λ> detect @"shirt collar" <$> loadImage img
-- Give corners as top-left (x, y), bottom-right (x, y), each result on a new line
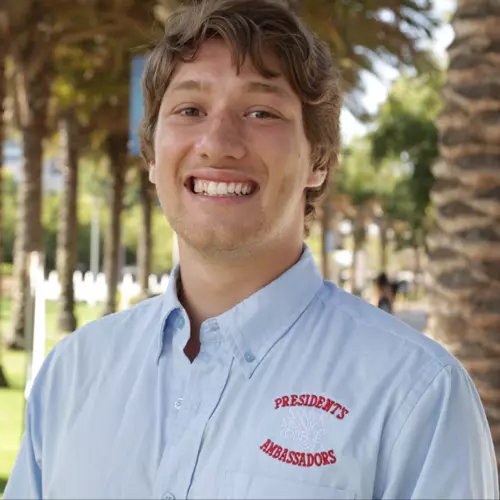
top-left (217, 244), bottom-right (324, 378)
top-left (156, 245), bottom-right (324, 375)
top-left (156, 266), bottom-right (183, 363)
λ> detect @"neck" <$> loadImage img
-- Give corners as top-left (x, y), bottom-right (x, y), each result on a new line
top-left (177, 237), bottom-right (304, 336)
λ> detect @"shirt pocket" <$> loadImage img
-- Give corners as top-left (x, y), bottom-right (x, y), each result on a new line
top-left (228, 471), bottom-right (356, 499)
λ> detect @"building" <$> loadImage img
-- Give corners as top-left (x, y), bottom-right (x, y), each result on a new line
top-left (2, 140), bottom-right (63, 193)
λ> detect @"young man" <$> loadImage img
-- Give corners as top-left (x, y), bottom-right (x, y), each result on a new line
top-left (4, 1), bottom-right (498, 498)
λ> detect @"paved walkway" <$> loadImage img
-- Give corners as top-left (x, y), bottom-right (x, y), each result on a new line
top-left (395, 303), bottom-right (429, 333)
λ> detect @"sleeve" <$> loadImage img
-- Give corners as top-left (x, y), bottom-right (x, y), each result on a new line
top-left (2, 397), bottom-right (42, 499)
top-left (377, 364), bottom-right (499, 500)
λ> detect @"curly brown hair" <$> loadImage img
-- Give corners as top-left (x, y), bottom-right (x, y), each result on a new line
top-left (139, 0), bottom-right (342, 233)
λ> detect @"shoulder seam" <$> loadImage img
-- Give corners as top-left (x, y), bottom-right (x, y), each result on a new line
top-left (317, 287), bottom-right (452, 369)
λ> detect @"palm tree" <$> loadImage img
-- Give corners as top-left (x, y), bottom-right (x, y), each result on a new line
top-left (337, 140), bottom-right (391, 294)
top-left (103, 131), bottom-right (129, 316)
top-left (298, 0), bottom-right (436, 274)
top-left (51, 41), bottom-right (90, 334)
top-left (7, 1), bottom-right (54, 349)
top-left (0, 37), bottom-right (9, 387)
top-left (298, 0), bottom-right (436, 118)
top-left (82, 41), bottom-right (145, 316)
top-left (426, 0), bottom-right (500, 453)
top-left (53, 1), bottom-right (160, 318)
top-left (349, 197), bottom-right (380, 296)
top-left (18, 1), bottom-right (159, 329)
top-left (4, 0), bottom-right (134, 348)
top-left (56, 108), bottom-right (80, 333)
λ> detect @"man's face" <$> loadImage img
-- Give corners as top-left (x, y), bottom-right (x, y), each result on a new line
top-left (151, 39), bottom-right (323, 256)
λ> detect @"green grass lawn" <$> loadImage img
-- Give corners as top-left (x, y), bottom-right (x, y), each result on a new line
top-left (0, 349), bottom-right (25, 497)
top-left (0, 299), bottom-right (100, 497)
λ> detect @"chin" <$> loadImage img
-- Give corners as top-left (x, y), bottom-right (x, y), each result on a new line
top-left (181, 225), bottom-right (264, 255)
top-left (189, 233), bottom-right (250, 253)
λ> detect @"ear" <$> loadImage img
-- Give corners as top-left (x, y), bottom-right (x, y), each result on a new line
top-left (306, 167), bottom-right (327, 189)
top-left (148, 162), bottom-right (156, 184)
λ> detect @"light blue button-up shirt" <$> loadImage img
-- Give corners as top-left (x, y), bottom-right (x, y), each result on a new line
top-left (4, 246), bottom-right (498, 499)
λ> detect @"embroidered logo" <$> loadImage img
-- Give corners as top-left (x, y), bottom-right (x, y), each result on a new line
top-left (280, 407), bottom-right (324, 450)
top-left (260, 438), bottom-right (336, 467)
top-left (275, 394), bottom-right (349, 420)
top-left (260, 393), bottom-right (349, 467)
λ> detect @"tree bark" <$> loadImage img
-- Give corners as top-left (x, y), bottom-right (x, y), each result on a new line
top-left (0, 43), bottom-right (8, 386)
top-left (10, 77), bottom-right (52, 349)
top-left (413, 244), bottom-right (422, 300)
top-left (102, 133), bottom-right (128, 316)
top-left (379, 221), bottom-right (388, 273)
top-left (138, 168), bottom-right (152, 297)
top-left (9, 16), bottom-right (52, 349)
top-left (350, 222), bottom-right (366, 296)
top-left (426, 0), bottom-right (500, 459)
top-left (56, 109), bottom-right (79, 333)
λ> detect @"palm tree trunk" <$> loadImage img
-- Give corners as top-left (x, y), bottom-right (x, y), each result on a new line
top-left (9, 28), bottom-right (52, 349)
top-left (426, 0), bottom-right (500, 457)
top-left (56, 109), bottom-right (79, 333)
top-left (138, 168), bottom-right (152, 297)
top-left (350, 223), bottom-right (366, 296)
top-left (0, 45), bottom-right (8, 386)
top-left (379, 221), bottom-right (388, 273)
top-left (10, 128), bottom-right (45, 350)
top-left (102, 133), bottom-right (128, 316)
top-left (10, 86), bottom-right (52, 350)
top-left (413, 244), bottom-right (422, 300)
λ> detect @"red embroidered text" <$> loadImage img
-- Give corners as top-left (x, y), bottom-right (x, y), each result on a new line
top-left (274, 393), bottom-right (349, 420)
top-left (260, 438), bottom-right (337, 467)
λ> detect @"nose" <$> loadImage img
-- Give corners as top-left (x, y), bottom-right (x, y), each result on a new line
top-left (195, 111), bottom-right (247, 162)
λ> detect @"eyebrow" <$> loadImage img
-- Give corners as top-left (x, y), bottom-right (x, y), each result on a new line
top-left (245, 81), bottom-right (289, 97)
top-left (168, 79), bottom-right (291, 98)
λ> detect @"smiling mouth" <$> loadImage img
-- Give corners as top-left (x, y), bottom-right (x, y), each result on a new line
top-left (188, 177), bottom-right (258, 197)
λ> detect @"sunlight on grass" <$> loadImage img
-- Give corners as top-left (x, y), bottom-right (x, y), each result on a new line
top-left (0, 298), bottom-right (100, 340)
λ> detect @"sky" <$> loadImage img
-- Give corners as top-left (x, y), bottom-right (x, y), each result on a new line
top-left (340, 0), bottom-right (456, 144)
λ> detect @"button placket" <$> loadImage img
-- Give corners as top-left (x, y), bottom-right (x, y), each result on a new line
top-left (154, 350), bottom-right (233, 500)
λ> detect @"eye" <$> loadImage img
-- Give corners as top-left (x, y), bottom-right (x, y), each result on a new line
top-left (177, 107), bottom-right (204, 117)
top-left (247, 110), bottom-right (279, 120)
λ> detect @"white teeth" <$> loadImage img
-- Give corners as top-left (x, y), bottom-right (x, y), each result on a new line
top-left (207, 181), bottom-right (217, 195)
top-left (191, 178), bottom-right (254, 196)
top-left (193, 179), bottom-right (203, 193)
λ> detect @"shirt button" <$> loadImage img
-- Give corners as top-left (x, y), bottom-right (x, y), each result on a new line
top-left (244, 351), bottom-right (256, 363)
top-left (163, 494), bottom-right (175, 500)
top-left (174, 398), bottom-right (183, 410)
top-left (174, 314), bottom-right (185, 330)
